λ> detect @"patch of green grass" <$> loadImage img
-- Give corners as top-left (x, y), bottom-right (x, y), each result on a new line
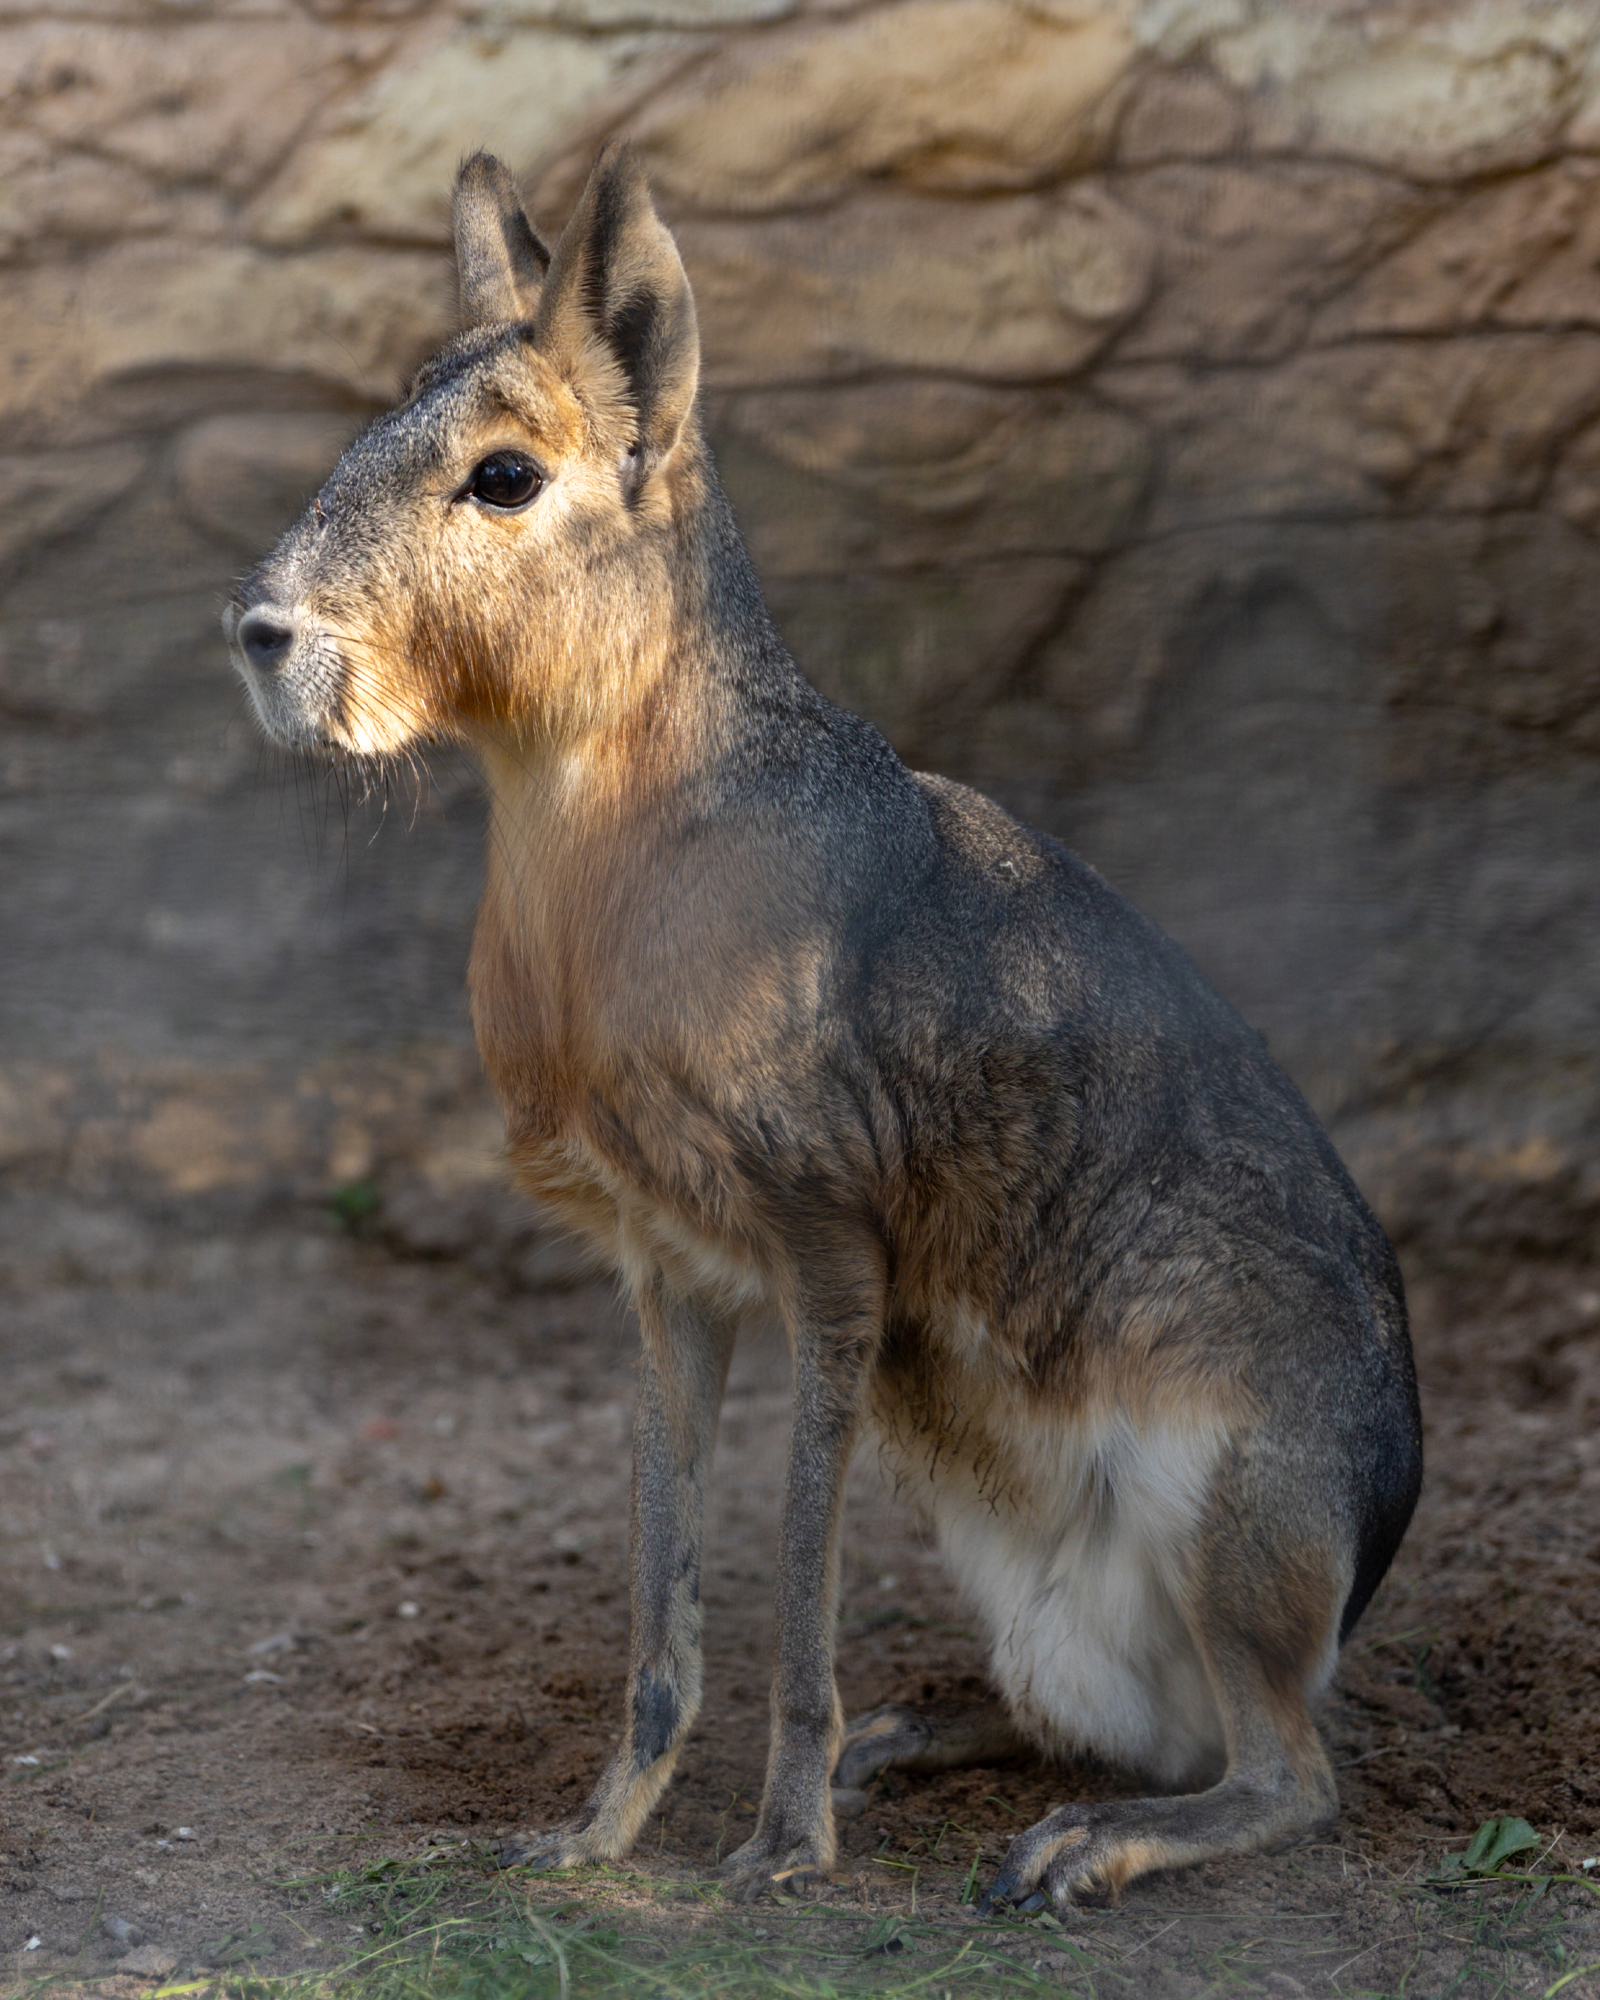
top-left (6, 1755), bottom-right (70, 1781)
top-left (330, 1180), bottom-right (382, 1231)
top-left (1425, 1816), bottom-right (1600, 1902)
top-left (251, 1848), bottom-right (1062, 2000)
top-left (1409, 1817), bottom-right (1600, 2000)
top-left (19, 1835), bottom-right (1600, 2000)
top-left (1428, 1816), bottom-right (1547, 1885)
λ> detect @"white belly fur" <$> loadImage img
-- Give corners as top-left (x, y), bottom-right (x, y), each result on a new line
top-left (880, 1405), bottom-right (1239, 1787)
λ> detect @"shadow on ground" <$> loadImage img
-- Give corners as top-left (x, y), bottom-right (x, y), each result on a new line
top-left (3, 1225), bottom-right (1600, 1997)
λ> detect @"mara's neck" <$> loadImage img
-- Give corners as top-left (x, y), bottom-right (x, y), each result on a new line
top-left (482, 463), bottom-right (799, 803)
top-left (469, 469), bottom-right (804, 949)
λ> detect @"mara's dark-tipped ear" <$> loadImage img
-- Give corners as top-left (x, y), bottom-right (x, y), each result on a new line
top-left (534, 145), bottom-right (699, 495)
top-left (453, 152), bottom-right (551, 328)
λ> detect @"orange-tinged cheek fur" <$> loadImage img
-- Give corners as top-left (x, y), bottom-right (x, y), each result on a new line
top-left (316, 337), bottom-right (698, 757)
top-left (328, 474), bottom-right (682, 753)
top-left (320, 606), bottom-right (438, 756)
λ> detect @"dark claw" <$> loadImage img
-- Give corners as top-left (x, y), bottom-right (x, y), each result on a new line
top-left (975, 1874), bottom-right (1045, 1919)
top-left (975, 1877), bottom-right (1015, 1918)
top-left (498, 1840), bottom-right (564, 1872)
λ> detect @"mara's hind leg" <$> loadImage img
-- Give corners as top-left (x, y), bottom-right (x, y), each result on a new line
top-left (980, 1545), bottom-right (1342, 1912)
top-left (833, 1701), bottom-right (1024, 1794)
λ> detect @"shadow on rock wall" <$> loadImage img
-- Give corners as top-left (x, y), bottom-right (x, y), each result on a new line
top-left (4, 0), bottom-right (1600, 1285)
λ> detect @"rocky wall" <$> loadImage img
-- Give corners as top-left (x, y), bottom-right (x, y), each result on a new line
top-left (5, 0), bottom-right (1600, 1285)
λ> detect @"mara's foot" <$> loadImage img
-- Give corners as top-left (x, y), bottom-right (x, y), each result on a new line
top-left (499, 1822), bottom-right (614, 1872)
top-left (977, 1768), bottom-right (1337, 1913)
top-left (977, 1805), bottom-right (1121, 1912)
top-left (834, 1700), bottom-right (1023, 1789)
top-left (718, 1828), bottom-right (830, 1901)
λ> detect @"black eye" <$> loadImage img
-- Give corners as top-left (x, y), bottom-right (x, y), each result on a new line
top-left (465, 452), bottom-right (543, 510)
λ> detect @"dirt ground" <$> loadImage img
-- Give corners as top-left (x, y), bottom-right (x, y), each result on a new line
top-left (4, 1219), bottom-right (1600, 1996)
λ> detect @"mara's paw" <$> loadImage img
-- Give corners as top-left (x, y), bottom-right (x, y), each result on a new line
top-left (978, 1767), bottom-right (1339, 1913)
top-left (977, 1807), bottom-right (1128, 1914)
top-left (832, 1705), bottom-right (931, 1791)
top-left (498, 1822), bottom-right (613, 1873)
top-left (718, 1830), bottom-right (830, 1902)
top-left (834, 1698), bottom-right (1021, 1790)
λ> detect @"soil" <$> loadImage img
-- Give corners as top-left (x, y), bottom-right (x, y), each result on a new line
top-left (3, 1224), bottom-right (1600, 1996)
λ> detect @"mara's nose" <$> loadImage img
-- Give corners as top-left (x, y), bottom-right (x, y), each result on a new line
top-left (236, 606), bottom-right (297, 674)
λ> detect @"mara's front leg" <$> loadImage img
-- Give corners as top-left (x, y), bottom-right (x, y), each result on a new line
top-left (720, 1250), bottom-right (884, 1899)
top-left (504, 1275), bottom-right (736, 1870)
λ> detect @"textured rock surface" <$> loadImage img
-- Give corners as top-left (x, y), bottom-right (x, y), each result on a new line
top-left (4, 0), bottom-right (1600, 1276)
top-left (627, 0), bottom-right (1136, 208)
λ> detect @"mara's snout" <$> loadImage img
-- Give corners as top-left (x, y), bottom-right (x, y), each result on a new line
top-left (224, 499), bottom-right (427, 758)
top-left (225, 562), bottom-right (434, 759)
top-left (225, 589), bottom-right (346, 753)
top-left (232, 605), bottom-right (296, 677)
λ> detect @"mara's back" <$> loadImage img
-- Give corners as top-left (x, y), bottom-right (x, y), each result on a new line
top-left (624, 631), bottom-right (1410, 1446)
top-left (677, 677), bottom-right (1418, 1636)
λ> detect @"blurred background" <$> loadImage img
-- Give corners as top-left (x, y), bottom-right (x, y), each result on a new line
top-left (5, 0), bottom-right (1600, 1298)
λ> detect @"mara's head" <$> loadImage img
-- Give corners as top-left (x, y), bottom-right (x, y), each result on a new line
top-left (225, 146), bottom-right (702, 759)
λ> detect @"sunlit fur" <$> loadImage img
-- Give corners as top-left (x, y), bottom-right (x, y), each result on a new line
top-left (226, 146), bottom-right (1423, 1909)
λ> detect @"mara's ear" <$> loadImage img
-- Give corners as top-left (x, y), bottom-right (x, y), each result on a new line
top-left (453, 152), bottom-right (551, 328)
top-left (534, 144), bottom-right (699, 496)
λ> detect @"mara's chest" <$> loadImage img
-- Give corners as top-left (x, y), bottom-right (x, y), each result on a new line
top-left (505, 1122), bottom-right (771, 1310)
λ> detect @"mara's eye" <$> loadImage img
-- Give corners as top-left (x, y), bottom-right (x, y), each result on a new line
top-left (465, 452), bottom-right (544, 510)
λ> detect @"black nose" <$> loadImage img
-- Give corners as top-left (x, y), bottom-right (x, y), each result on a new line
top-left (237, 606), bottom-right (296, 673)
